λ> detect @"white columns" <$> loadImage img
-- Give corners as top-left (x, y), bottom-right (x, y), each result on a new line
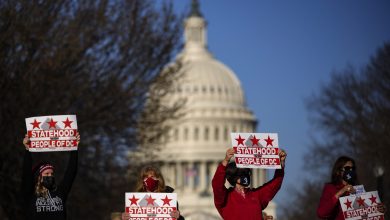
top-left (198, 161), bottom-right (207, 193)
top-left (185, 162), bottom-right (195, 192)
top-left (176, 162), bottom-right (183, 190)
top-left (169, 163), bottom-right (175, 187)
top-left (261, 169), bottom-right (267, 185)
top-left (161, 162), bottom-right (168, 184)
top-left (208, 162), bottom-right (219, 193)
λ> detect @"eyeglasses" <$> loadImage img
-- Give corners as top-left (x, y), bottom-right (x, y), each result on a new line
top-left (341, 166), bottom-right (354, 171)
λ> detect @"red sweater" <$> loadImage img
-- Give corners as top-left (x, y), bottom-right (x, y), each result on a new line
top-left (212, 163), bottom-right (284, 220)
top-left (317, 183), bottom-right (349, 220)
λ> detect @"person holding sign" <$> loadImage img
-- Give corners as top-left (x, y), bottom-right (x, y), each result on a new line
top-left (21, 134), bottom-right (79, 220)
top-left (122, 165), bottom-right (184, 220)
top-left (317, 156), bottom-right (386, 220)
top-left (212, 148), bottom-right (287, 220)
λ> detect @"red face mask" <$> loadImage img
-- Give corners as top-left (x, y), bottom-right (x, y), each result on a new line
top-left (143, 177), bottom-right (159, 192)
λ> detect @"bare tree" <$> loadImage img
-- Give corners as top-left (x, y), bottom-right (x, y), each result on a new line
top-left (280, 42), bottom-right (390, 220)
top-left (279, 181), bottom-right (321, 220)
top-left (0, 0), bottom-right (183, 219)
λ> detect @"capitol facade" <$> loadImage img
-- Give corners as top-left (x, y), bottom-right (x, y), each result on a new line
top-left (155, 1), bottom-right (277, 219)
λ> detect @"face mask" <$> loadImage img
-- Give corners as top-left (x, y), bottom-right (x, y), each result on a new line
top-left (143, 177), bottom-right (159, 192)
top-left (42, 176), bottom-right (55, 190)
top-left (239, 175), bottom-right (250, 187)
top-left (342, 169), bottom-right (356, 185)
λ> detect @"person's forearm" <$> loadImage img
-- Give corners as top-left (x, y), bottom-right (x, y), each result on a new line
top-left (212, 164), bottom-right (228, 208)
top-left (221, 158), bottom-right (229, 166)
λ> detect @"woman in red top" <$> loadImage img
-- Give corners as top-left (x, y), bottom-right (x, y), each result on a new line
top-left (317, 156), bottom-right (386, 220)
top-left (212, 148), bottom-right (287, 220)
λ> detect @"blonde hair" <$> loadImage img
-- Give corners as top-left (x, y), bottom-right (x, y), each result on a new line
top-left (35, 175), bottom-right (49, 198)
top-left (135, 166), bottom-right (166, 192)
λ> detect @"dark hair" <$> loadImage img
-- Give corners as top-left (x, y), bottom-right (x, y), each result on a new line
top-left (225, 162), bottom-right (251, 186)
top-left (330, 156), bottom-right (356, 184)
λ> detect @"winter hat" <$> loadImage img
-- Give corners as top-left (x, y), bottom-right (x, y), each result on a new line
top-left (32, 162), bottom-right (54, 179)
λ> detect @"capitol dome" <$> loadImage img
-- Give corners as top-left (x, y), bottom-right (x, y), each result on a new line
top-left (173, 58), bottom-right (246, 108)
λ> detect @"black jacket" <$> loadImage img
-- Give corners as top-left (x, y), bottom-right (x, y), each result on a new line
top-left (22, 150), bottom-right (78, 220)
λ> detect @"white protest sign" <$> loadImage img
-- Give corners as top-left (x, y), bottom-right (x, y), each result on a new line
top-left (231, 133), bottom-right (281, 169)
top-left (339, 191), bottom-right (384, 220)
top-left (25, 115), bottom-right (78, 152)
top-left (125, 193), bottom-right (177, 220)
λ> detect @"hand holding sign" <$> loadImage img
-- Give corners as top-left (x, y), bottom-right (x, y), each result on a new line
top-left (223, 148), bottom-right (235, 166)
top-left (279, 149), bottom-right (287, 168)
top-left (170, 209), bottom-right (180, 219)
top-left (23, 134), bottom-right (30, 150)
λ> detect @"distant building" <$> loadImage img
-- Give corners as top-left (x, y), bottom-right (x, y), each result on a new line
top-left (152, 1), bottom-right (276, 219)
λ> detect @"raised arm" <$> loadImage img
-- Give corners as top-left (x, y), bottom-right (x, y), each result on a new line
top-left (212, 148), bottom-right (234, 211)
top-left (58, 134), bottom-right (79, 197)
top-left (256, 149), bottom-right (286, 209)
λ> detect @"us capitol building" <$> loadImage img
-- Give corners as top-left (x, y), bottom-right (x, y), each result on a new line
top-left (146, 1), bottom-right (277, 219)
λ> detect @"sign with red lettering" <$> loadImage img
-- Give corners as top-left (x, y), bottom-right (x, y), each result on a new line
top-left (231, 133), bottom-right (281, 169)
top-left (339, 191), bottom-right (384, 220)
top-left (125, 193), bottom-right (177, 220)
top-left (25, 115), bottom-right (78, 152)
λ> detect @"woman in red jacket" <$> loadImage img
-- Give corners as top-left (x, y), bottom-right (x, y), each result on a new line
top-left (317, 156), bottom-right (386, 219)
top-left (212, 148), bottom-right (286, 220)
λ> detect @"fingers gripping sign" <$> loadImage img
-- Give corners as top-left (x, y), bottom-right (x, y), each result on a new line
top-left (23, 134), bottom-right (31, 150)
top-left (278, 149), bottom-right (287, 168)
top-left (223, 148), bottom-right (235, 166)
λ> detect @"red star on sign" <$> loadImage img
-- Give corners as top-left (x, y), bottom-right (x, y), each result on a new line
top-left (161, 195), bottom-right (172, 206)
top-left (235, 135), bottom-right (245, 146)
top-left (146, 195), bottom-right (155, 205)
top-left (62, 117), bottom-right (73, 128)
top-left (129, 195), bottom-right (139, 206)
top-left (250, 135), bottom-right (260, 146)
top-left (344, 199), bottom-right (352, 209)
top-left (47, 118), bottom-right (57, 129)
top-left (30, 119), bottom-right (41, 129)
top-left (369, 194), bottom-right (377, 205)
top-left (356, 197), bottom-right (366, 207)
top-left (264, 135), bottom-right (274, 147)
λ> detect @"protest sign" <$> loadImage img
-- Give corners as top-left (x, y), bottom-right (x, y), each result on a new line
top-left (353, 185), bottom-right (366, 196)
top-left (339, 191), bottom-right (384, 220)
top-left (231, 133), bottom-right (281, 169)
top-left (125, 193), bottom-right (177, 220)
top-left (25, 115), bottom-right (78, 152)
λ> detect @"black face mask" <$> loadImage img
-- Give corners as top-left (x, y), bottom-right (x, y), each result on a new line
top-left (239, 175), bottom-right (251, 187)
top-left (342, 169), bottom-right (356, 185)
top-left (42, 176), bottom-right (55, 190)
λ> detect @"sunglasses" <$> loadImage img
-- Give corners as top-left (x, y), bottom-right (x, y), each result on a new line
top-left (341, 166), bottom-right (354, 171)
